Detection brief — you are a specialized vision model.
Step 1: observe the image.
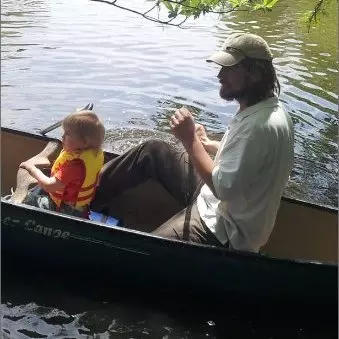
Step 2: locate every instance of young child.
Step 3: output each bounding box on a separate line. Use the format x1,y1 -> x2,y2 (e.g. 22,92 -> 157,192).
19,110 -> 105,218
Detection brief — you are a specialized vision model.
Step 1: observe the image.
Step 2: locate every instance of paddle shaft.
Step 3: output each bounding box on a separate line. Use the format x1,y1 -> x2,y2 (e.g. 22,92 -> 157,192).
40,103 -> 94,135
40,121 -> 63,135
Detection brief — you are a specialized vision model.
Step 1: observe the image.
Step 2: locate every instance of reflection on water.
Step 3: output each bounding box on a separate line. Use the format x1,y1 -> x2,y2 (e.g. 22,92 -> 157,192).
1,0 -> 338,337
1,298 -> 218,338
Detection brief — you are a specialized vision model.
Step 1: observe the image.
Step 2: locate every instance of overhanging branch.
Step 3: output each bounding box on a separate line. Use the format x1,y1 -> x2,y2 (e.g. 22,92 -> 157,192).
90,0 -> 334,29
90,0 -> 237,28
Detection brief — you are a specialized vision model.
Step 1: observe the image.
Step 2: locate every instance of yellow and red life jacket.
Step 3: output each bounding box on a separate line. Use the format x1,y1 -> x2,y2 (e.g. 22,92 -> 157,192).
49,148 -> 104,210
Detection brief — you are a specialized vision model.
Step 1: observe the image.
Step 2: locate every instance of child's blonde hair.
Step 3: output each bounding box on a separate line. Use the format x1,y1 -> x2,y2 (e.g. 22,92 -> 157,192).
62,110 -> 105,150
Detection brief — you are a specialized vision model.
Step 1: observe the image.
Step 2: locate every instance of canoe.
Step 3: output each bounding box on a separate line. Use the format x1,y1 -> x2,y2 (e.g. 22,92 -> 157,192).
1,127 -> 337,320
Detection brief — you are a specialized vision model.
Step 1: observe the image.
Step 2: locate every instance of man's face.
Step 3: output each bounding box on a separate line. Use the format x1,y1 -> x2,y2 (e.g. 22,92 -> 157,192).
217,64 -> 249,101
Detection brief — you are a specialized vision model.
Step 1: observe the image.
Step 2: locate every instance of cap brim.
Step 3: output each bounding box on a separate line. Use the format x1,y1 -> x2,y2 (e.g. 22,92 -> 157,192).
206,51 -> 244,67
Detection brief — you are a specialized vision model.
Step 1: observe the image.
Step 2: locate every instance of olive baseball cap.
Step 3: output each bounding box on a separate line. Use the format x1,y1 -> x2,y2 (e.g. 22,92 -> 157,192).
207,33 -> 273,67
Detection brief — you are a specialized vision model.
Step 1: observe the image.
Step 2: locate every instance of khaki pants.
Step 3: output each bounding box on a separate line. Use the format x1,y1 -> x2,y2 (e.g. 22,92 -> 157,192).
153,200 -> 224,246
92,140 -> 223,247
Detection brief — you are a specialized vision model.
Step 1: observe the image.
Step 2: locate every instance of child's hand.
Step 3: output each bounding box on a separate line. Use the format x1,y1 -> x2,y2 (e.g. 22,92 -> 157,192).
19,162 -> 55,189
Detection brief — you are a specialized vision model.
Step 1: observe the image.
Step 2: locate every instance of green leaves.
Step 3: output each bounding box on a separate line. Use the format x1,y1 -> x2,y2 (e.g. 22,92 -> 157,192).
161,0 -> 282,19
162,1 -> 174,11
123,0 -> 334,29
263,0 -> 279,9
162,0 -> 216,19
300,0 -> 332,32
253,0 -> 280,11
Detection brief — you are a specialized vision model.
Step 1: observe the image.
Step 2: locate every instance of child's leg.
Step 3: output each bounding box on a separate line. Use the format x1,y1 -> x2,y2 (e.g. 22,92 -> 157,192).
23,187 -> 85,217
22,185 -> 44,206
23,186 -> 57,211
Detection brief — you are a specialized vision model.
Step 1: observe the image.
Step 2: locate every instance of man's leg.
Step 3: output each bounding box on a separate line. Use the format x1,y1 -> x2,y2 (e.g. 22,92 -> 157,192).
152,201 -> 223,247
91,140 -> 201,211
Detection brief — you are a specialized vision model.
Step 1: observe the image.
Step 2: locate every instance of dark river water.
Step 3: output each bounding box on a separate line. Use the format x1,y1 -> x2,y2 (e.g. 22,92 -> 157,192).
1,0 -> 338,337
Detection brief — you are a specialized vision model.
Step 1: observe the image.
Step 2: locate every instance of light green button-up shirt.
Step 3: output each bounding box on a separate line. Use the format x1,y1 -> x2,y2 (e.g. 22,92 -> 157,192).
197,96 -> 294,252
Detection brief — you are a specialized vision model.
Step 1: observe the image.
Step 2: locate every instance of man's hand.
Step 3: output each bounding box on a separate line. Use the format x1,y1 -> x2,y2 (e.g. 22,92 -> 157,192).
195,123 -> 210,144
169,107 -> 196,147
195,124 -> 220,155
169,108 -> 218,197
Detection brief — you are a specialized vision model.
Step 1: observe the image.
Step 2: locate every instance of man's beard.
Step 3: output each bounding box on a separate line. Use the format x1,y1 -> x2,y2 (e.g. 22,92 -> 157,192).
219,81 -> 263,106
219,85 -> 247,102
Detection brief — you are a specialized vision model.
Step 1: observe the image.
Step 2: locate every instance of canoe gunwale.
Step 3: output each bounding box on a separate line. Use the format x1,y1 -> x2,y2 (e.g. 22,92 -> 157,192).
1,126 -> 60,143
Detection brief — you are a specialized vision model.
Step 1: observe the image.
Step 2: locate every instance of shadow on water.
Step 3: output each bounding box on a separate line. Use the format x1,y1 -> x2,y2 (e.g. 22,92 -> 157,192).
1,283 -> 219,338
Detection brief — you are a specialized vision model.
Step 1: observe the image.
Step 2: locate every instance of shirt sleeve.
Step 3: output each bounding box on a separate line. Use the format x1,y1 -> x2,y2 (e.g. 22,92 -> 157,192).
53,159 -> 85,186
212,131 -> 268,201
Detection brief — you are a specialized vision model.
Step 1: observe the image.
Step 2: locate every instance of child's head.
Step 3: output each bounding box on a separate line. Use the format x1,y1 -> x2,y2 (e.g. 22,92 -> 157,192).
62,111 -> 105,152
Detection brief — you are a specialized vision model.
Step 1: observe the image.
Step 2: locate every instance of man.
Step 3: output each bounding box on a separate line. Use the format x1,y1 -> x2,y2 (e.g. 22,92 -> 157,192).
92,33 -> 294,253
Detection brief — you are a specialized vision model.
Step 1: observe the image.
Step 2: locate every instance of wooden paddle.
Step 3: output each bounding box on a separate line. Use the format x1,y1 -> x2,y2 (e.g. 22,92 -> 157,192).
10,103 -> 94,203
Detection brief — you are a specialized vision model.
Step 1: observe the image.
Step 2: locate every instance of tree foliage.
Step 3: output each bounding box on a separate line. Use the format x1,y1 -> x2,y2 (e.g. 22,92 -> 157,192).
301,0 -> 334,31
91,0 -> 336,29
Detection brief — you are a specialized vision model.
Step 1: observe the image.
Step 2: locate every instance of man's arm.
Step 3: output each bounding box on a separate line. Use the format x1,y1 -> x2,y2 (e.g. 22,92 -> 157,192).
170,108 -> 218,197
19,162 -> 65,193
184,135 -> 218,196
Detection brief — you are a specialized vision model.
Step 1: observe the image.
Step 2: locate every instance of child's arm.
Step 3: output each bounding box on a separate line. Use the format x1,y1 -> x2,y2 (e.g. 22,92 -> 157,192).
19,162 -> 65,193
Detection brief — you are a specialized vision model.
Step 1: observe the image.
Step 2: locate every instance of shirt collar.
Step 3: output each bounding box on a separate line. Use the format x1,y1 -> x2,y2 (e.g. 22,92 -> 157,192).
232,95 -> 279,123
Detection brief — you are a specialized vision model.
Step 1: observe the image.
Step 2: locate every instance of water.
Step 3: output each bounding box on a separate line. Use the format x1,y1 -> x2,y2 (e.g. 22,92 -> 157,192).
1,0 -> 338,337
1,0 -> 338,207
2,273 -> 337,338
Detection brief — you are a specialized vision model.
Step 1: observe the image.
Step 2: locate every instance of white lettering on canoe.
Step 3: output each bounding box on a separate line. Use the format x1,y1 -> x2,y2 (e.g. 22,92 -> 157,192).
2,216 -> 70,239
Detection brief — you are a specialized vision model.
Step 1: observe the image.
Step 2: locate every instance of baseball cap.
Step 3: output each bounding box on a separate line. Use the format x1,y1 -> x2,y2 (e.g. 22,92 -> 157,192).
207,33 -> 273,67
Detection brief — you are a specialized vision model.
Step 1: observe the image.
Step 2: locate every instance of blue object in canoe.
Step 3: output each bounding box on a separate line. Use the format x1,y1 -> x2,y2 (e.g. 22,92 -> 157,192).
89,210 -> 121,227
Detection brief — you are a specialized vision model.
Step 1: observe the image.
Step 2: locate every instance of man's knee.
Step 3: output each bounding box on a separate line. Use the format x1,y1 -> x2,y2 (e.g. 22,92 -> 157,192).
142,139 -> 170,154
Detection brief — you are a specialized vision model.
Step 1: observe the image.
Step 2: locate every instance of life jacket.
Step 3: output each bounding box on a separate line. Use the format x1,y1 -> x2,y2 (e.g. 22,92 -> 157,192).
49,148 -> 104,210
